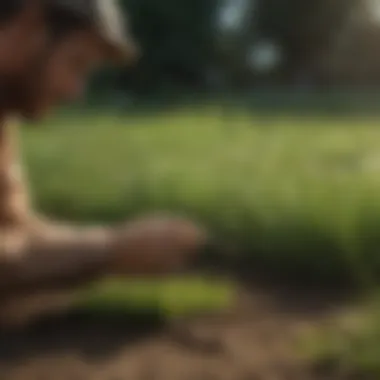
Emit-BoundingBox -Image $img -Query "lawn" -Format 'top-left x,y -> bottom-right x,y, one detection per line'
23,108 -> 380,286
19,108 -> 380,375
297,293 -> 380,377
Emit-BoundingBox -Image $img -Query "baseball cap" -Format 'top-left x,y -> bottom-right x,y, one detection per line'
47,0 -> 140,65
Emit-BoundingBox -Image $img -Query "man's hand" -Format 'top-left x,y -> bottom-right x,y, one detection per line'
0,215 -> 208,327
110,215 -> 208,276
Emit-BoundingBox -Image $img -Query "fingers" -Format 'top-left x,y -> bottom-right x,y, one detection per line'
111,215 -> 209,276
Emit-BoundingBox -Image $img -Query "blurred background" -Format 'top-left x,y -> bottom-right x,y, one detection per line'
30,0 -> 380,284
89,0 -> 380,108
9,0 -> 380,379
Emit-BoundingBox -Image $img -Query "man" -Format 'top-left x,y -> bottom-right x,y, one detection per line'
0,0 -> 208,327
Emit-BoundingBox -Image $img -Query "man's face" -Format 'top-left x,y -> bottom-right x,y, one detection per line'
17,30 -> 106,119
0,0 -> 46,78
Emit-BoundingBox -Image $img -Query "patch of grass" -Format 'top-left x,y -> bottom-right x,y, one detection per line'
22,109 -> 380,285
77,277 -> 235,316
297,294 -> 380,377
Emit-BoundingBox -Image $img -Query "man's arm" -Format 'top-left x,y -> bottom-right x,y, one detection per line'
0,118 -> 31,228
0,118 -> 109,292
0,222 -> 113,296
0,120 -> 206,298
0,215 -> 206,296
0,118 -> 34,262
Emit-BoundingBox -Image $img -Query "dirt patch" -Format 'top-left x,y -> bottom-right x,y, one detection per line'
0,286 -> 361,380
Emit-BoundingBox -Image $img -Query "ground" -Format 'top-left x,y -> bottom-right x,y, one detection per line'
9,110 -> 380,379
0,283 -> 362,380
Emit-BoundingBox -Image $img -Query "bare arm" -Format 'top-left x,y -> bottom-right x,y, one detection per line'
0,222 -> 113,296
0,118 -> 111,294
0,119 -> 206,297
0,117 -> 31,227
0,215 -> 206,297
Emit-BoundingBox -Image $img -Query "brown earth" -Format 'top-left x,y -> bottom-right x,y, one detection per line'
0,285 -> 364,380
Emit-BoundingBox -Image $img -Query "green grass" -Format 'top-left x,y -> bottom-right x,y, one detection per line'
77,277 -> 234,316
22,108 -> 380,286
20,107 -> 380,375
297,293 -> 380,377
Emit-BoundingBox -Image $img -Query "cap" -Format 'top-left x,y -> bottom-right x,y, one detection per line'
93,0 -> 139,64
47,0 -> 140,65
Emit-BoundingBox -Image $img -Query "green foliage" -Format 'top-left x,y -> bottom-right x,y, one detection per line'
93,0 -> 218,95
90,0 -> 364,93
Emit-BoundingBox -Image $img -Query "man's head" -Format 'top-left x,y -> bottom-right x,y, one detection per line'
0,0 -> 46,79
10,0 -> 138,120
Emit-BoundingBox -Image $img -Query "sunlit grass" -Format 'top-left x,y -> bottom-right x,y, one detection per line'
77,277 -> 235,316
22,109 -> 380,286
297,293 -> 380,377
20,108 -> 380,373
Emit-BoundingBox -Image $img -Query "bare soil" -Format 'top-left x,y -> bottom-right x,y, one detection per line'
0,285 -> 364,380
